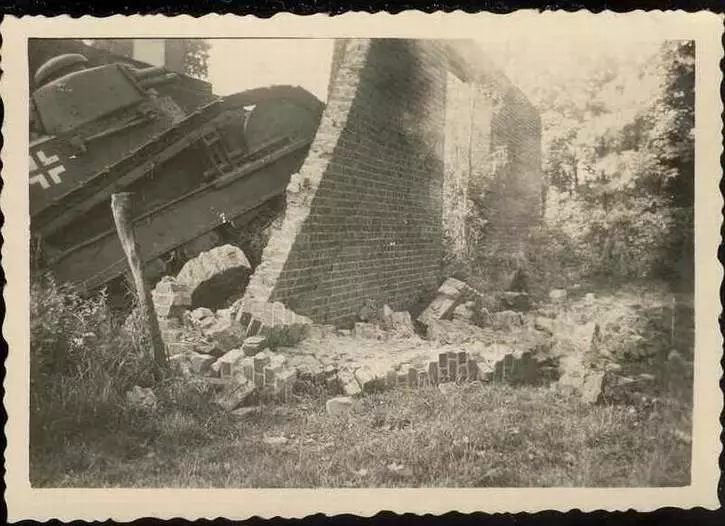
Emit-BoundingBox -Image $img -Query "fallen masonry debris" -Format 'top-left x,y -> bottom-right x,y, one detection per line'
499,291 -> 532,312
176,244 -> 252,310
144,252 -> 657,415
151,276 -> 192,318
417,277 -> 469,325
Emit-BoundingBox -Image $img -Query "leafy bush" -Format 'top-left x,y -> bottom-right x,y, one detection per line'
29,273 -> 156,451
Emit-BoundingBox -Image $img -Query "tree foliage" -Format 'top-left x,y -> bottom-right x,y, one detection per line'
500,39 -> 695,288
85,38 -> 211,79
181,39 -> 211,80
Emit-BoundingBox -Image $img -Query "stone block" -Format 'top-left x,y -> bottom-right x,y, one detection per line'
452,301 -> 475,322
491,310 -> 524,331
418,370 -> 429,387
307,324 -> 337,340
203,310 -> 245,352
293,355 -> 325,382
264,354 -> 287,386
338,369 -> 362,397
382,309 -> 417,338
274,369 -> 297,399
213,348 -> 246,378
242,335 -> 266,356
215,378 -> 256,411
353,322 -> 385,340
326,396 -> 353,417
417,277 -> 468,326
192,340 -> 219,355
189,352 -> 215,375
396,372 -> 409,388
499,291 -> 531,312
407,365 -> 418,387
167,341 -> 195,356
386,369 -> 398,389
152,276 -> 192,319
238,356 -> 255,382
253,349 -> 273,373
428,360 -> 439,385
448,355 -> 458,380
354,366 -> 382,393
581,371 -> 605,404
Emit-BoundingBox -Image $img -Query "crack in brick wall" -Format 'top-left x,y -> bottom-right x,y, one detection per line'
242,39 -> 542,326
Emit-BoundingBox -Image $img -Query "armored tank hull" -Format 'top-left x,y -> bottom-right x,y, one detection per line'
29,52 -> 324,295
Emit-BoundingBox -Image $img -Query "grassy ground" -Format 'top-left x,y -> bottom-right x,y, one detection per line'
31,377 -> 692,488
29,278 -> 693,488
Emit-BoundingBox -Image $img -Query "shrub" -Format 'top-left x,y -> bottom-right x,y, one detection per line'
29,273 -> 156,451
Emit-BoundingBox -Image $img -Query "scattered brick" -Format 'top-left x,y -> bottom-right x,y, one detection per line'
203,309 -> 245,352
338,369 -> 362,396
499,291 -> 531,312
490,310 -> 524,331
353,322 -> 385,340
215,377 -> 256,411
242,335 -> 266,356
188,352 -> 215,375
166,341 -> 195,356
417,277 -> 468,326
212,348 -> 246,378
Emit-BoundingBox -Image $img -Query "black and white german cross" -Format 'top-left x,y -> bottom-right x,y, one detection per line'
29,148 -> 66,190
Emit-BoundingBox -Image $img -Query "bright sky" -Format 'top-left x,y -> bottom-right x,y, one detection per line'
207,39 -> 335,102
206,37 -> 663,105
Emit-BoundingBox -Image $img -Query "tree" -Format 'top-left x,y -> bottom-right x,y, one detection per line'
85,38 -> 211,80
496,38 -> 694,285
182,39 -> 211,80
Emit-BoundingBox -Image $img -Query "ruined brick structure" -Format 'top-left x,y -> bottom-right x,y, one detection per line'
243,39 -> 542,326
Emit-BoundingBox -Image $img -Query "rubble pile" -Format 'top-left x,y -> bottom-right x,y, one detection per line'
137,247 -> 666,414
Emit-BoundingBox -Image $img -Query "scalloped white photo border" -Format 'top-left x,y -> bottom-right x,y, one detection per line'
2,10 -> 723,521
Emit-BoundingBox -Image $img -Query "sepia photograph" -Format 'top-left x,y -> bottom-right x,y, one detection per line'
3,10 -> 723,521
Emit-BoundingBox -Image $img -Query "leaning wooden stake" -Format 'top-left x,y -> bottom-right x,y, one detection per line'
111,192 -> 167,379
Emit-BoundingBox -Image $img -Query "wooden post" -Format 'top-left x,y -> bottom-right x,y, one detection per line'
111,192 -> 167,378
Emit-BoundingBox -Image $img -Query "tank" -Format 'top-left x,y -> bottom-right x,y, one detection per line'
29,51 -> 324,295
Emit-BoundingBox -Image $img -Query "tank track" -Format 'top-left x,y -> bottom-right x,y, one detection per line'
33,85 -> 324,300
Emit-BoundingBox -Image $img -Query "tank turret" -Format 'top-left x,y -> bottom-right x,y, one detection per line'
28,47 -> 324,298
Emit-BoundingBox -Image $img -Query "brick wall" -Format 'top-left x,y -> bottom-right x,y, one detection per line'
478,87 -> 543,258
243,39 -> 542,325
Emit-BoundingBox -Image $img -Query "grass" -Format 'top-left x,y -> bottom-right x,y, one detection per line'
29,275 -> 693,488
30,377 -> 692,488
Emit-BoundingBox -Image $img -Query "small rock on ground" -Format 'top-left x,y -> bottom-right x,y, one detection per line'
326,396 -> 354,416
